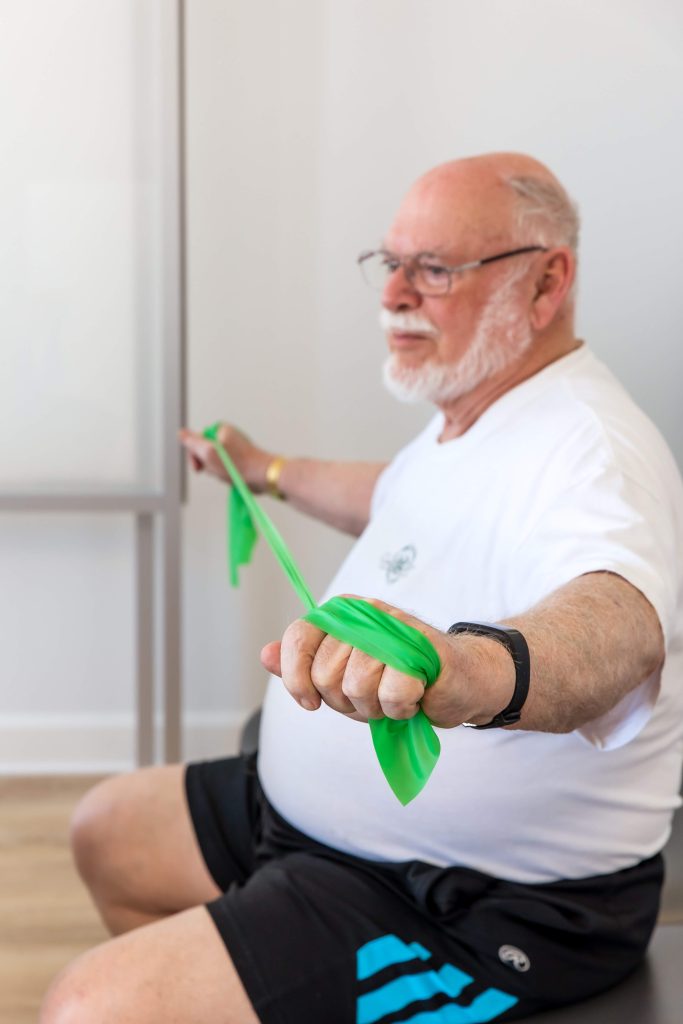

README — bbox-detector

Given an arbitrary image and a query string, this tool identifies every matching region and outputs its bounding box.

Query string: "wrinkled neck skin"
[436,322,582,442]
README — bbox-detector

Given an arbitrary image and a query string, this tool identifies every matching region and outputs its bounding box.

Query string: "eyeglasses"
[357,245,548,296]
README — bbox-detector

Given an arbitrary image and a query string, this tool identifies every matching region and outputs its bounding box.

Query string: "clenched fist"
[178,422,272,492]
[261,596,516,729]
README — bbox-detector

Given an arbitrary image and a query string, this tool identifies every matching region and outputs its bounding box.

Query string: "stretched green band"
[203,423,441,804]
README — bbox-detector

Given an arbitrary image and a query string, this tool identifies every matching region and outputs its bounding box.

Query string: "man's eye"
[383,258,401,273]
[422,263,448,278]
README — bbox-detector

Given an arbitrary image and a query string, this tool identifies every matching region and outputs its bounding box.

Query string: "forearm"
[456,572,665,734]
[271,572,665,735]
[179,423,386,537]
[273,459,387,536]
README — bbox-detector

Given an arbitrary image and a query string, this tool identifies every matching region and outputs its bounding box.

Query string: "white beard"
[381,274,534,405]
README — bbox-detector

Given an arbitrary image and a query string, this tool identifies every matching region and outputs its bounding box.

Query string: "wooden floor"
[0,775,109,1024]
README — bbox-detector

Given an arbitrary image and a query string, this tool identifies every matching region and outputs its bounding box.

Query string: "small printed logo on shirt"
[498,945,531,972]
[380,544,417,583]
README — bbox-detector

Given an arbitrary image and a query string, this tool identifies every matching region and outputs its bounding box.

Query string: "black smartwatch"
[446,621,530,729]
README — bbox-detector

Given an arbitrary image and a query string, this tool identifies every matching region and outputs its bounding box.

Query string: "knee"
[40,958,100,1024]
[70,775,133,890]
[40,977,79,1024]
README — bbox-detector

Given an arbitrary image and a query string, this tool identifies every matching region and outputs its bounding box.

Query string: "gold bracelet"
[265,455,287,500]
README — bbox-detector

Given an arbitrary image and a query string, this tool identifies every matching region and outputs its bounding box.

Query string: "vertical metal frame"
[136,513,155,766]
[159,0,187,763]
[0,3,187,769]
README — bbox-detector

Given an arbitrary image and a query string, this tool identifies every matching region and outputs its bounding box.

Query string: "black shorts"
[185,755,662,1024]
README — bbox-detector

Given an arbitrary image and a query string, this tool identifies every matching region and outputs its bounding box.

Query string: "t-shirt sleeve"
[510,462,678,750]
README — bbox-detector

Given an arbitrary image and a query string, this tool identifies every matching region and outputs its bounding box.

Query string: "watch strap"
[446,621,530,729]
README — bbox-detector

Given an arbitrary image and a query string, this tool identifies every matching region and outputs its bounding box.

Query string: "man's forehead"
[384,172,514,255]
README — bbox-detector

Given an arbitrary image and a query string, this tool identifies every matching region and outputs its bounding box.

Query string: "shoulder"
[515,348,681,497]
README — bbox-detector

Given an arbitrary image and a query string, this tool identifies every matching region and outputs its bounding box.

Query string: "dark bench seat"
[523,924,683,1023]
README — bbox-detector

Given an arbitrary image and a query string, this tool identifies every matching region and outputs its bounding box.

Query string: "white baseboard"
[0,711,248,774]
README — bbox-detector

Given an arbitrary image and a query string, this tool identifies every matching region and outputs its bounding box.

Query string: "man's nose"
[381,265,422,312]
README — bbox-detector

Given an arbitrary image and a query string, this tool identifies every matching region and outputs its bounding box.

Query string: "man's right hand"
[178,423,272,493]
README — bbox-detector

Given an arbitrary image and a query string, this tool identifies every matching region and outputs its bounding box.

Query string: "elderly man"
[42,153,683,1024]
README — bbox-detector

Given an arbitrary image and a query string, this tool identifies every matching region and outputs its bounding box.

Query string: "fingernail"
[301,699,317,711]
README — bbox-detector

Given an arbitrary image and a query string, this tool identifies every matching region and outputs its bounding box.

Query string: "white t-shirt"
[258,346,683,883]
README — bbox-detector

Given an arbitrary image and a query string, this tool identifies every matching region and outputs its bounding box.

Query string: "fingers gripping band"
[203,423,441,804]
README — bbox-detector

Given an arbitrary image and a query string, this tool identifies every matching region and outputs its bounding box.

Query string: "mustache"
[379,309,439,337]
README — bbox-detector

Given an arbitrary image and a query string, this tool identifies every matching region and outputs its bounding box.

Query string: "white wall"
[2,0,682,770]
[0,0,165,488]
[0,0,166,771]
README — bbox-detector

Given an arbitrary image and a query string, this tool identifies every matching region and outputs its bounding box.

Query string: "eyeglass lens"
[360,253,452,295]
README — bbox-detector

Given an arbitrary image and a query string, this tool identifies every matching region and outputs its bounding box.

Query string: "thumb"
[260,641,282,677]
[178,430,219,475]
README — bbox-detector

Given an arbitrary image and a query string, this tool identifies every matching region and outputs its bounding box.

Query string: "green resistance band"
[202,423,442,805]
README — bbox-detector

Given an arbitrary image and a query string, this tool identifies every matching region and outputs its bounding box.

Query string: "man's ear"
[529,248,575,330]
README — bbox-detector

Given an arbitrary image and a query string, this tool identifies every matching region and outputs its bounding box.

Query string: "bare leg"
[70,765,221,934]
[40,905,259,1024]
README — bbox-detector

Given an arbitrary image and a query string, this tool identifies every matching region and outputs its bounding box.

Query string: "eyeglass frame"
[357,245,549,296]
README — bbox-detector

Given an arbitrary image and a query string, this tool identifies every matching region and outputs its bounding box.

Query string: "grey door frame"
[0,1,187,767]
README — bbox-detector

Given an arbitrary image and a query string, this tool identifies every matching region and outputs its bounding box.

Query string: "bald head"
[419,151,564,187]
[399,152,579,256]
